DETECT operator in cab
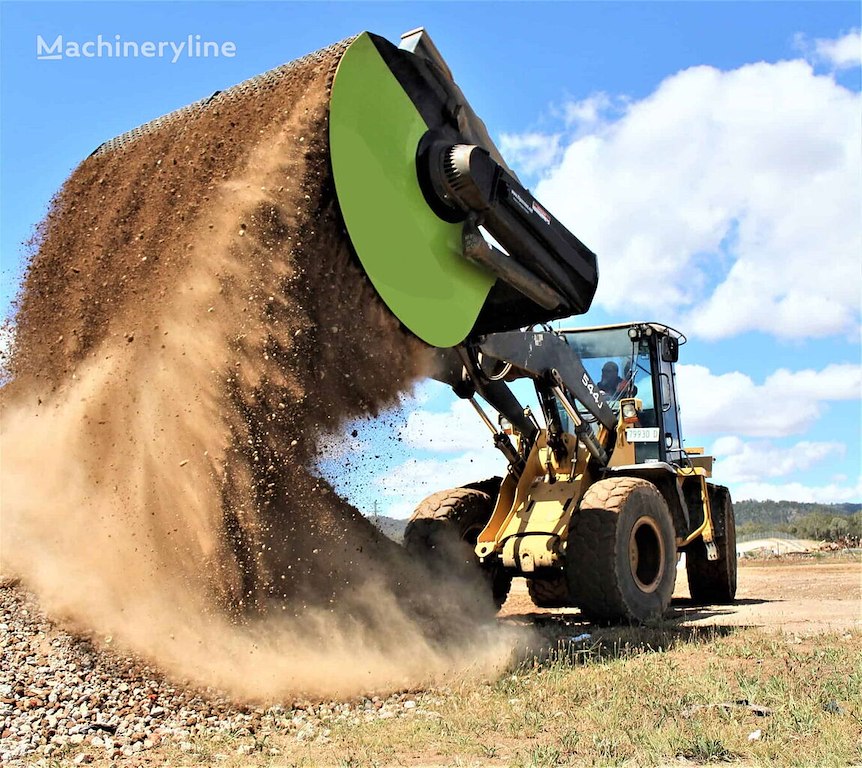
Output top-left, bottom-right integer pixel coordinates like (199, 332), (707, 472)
(599, 360), (638, 399)
(598, 361), (623, 396)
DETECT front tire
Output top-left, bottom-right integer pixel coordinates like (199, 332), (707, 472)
(566, 477), (677, 623)
(404, 487), (512, 609)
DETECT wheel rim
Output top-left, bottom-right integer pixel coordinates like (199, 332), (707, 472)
(629, 516), (665, 593)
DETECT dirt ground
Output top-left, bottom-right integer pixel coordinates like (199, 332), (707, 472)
(500, 555), (862, 635)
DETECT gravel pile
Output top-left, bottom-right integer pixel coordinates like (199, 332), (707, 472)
(0, 581), (425, 765)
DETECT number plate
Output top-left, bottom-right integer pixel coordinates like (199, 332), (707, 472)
(626, 427), (660, 443)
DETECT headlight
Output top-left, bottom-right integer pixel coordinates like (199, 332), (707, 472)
(621, 400), (638, 423)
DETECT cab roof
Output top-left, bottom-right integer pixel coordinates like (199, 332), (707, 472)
(557, 321), (687, 345)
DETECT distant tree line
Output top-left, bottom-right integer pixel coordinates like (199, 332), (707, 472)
(734, 499), (861, 542)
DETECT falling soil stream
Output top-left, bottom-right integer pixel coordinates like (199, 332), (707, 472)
(1, 40), (519, 700)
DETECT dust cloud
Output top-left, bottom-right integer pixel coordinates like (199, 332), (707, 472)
(0, 40), (521, 699)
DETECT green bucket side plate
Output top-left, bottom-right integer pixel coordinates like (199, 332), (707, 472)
(329, 33), (494, 348)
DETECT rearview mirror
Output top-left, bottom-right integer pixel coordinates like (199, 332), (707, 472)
(661, 336), (679, 363)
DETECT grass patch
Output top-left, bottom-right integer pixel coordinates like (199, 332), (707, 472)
(118, 627), (862, 767)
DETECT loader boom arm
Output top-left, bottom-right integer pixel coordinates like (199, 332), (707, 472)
(431, 328), (618, 476)
(478, 331), (616, 431)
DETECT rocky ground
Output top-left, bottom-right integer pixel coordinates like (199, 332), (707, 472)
(0, 580), (425, 766)
(5, 558), (859, 765)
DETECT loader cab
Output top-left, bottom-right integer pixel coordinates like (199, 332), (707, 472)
(558, 322), (687, 466)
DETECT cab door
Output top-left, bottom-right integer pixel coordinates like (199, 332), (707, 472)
(654, 335), (684, 464)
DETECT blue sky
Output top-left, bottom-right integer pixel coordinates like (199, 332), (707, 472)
(1, 2), (860, 516)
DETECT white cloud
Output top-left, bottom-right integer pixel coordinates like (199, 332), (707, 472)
(498, 131), (562, 176)
(815, 29), (862, 69)
(530, 58), (861, 341)
(381, 499), (420, 521)
(676, 362), (862, 437)
(563, 92), (615, 129)
(710, 434), (860, 503)
(559, 92), (633, 137)
(730, 478), (862, 504)
(400, 381), (436, 407)
(819, 29), (862, 69)
(710, 436), (845, 484)
(378, 449), (504, 518)
(400, 398), (495, 453)
(797, 29), (862, 71)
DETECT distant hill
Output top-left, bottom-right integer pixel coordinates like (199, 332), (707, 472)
(735, 499), (860, 525)
(368, 515), (407, 543)
(734, 499), (861, 541)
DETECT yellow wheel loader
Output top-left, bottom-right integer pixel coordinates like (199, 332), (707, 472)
(89, 27), (737, 622)
(405, 322), (737, 622)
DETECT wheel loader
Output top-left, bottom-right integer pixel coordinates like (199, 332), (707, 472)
(405, 321), (738, 622)
(90, 27), (737, 622)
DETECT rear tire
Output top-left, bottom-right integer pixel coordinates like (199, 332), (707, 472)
(686, 486), (737, 604)
(566, 477), (677, 623)
(404, 487), (511, 609)
(527, 574), (570, 608)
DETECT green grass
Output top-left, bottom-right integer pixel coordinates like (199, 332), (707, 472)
(127, 627), (862, 767)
